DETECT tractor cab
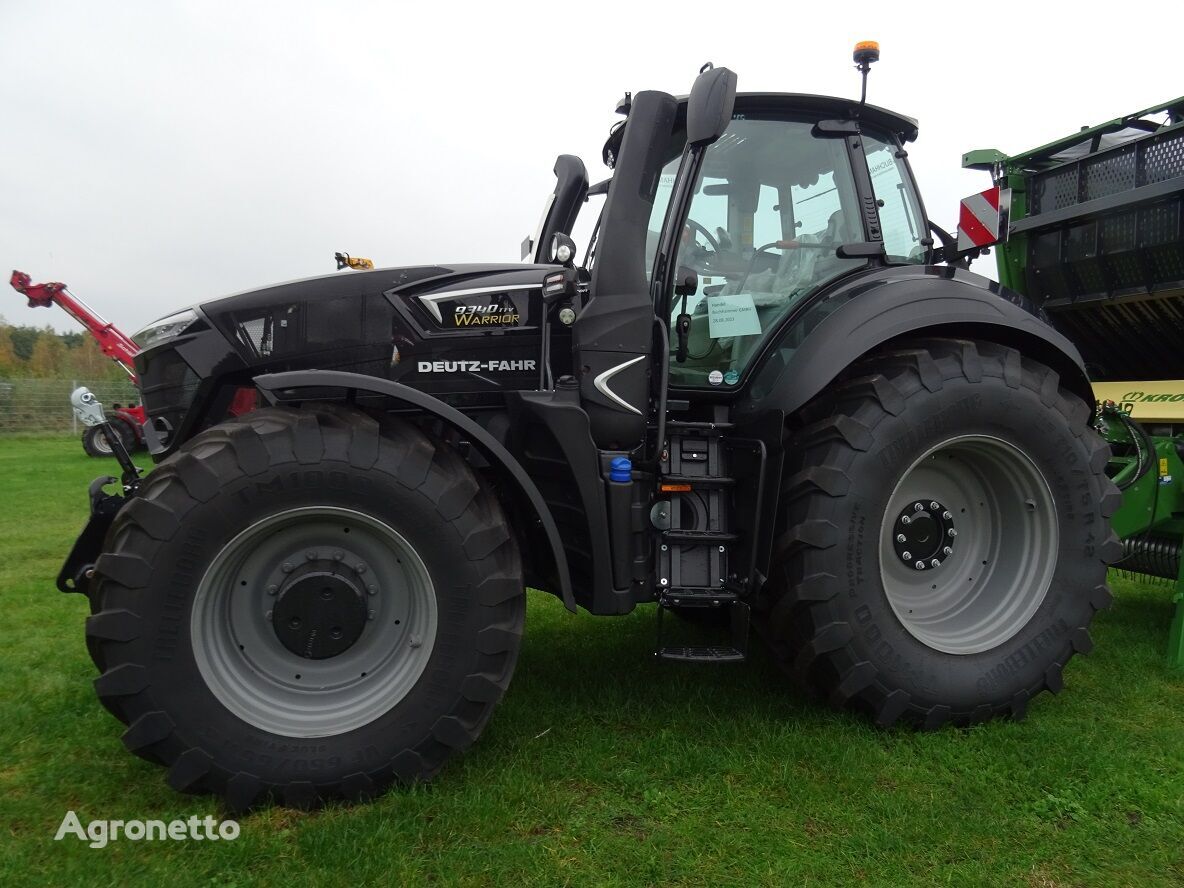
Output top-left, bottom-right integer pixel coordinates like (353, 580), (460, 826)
(556, 72), (934, 460)
(641, 94), (928, 389)
(533, 82), (929, 411)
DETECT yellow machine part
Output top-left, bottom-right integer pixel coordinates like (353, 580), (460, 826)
(1092, 380), (1184, 423)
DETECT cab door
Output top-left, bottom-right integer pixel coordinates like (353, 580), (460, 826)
(654, 114), (876, 390)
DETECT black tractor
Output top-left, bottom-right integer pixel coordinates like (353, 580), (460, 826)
(62, 58), (1118, 810)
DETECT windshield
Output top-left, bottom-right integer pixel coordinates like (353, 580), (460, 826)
(654, 116), (867, 388)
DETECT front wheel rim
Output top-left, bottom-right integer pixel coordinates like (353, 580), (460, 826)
(191, 506), (437, 738)
(92, 430), (114, 454)
(879, 435), (1058, 655)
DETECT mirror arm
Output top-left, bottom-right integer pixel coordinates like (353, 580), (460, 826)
(672, 267), (697, 363)
(674, 299), (691, 363)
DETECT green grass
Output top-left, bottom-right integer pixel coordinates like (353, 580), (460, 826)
(0, 436), (1181, 886)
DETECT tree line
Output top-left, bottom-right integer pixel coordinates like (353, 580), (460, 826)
(0, 319), (128, 381)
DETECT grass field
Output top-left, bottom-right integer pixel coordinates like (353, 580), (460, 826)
(1, 436), (1182, 886)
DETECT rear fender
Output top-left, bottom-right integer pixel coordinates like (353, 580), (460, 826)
(740, 266), (1093, 421)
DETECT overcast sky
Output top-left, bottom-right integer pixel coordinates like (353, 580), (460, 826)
(2, 0), (1179, 334)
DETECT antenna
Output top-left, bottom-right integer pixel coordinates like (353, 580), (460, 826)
(853, 40), (880, 105)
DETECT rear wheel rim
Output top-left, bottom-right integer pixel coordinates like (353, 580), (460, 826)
(879, 435), (1058, 655)
(191, 506), (437, 737)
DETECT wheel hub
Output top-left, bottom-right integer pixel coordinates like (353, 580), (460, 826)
(272, 570), (368, 659)
(192, 506), (438, 738)
(891, 499), (956, 570)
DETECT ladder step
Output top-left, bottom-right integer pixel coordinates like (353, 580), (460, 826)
(663, 420), (736, 431)
(657, 646), (746, 663)
(659, 475), (736, 489)
(661, 529), (739, 545)
(662, 590), (738, 607)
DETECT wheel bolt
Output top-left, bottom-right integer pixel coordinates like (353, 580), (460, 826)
(355, 563), (367, 574)
(367, 584), (377, 596)
(914, 561), (925, 570)
(901, 515), (911, 525)
(930, 501), (940, 510)
(281, 563), (294, 574)
(367, 609), (376, 621)
(942, 511), (952, 520)
(896, 534), (906, 543)
(305, 550), (317, 561)
(943, 546), (953, 556)
(948, 528), (958, 538)
(333, 551), (344, 561)
(901, 551), (912, 560)
(266, 584), (278, 596)
(930, 559), (940, 568)
(265, 609), (273, 621)
(914, 503), (923, 512)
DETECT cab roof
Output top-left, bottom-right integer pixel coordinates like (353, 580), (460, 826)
(602, 90), (919, 171)
(667, 91), (919, 142)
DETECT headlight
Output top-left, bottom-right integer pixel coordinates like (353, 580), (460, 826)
(132, 309), (198, 349)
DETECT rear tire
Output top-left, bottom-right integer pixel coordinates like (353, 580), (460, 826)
(82, 417), (136, 458)
(86, 405), (524, 809)
(760, 339), (1121, 728)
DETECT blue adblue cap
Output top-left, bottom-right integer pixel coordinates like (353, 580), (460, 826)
(609, 456), (632, 483)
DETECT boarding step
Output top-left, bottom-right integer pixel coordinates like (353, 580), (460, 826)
(655, 598), (750, 664)
(660, 588), (738, 608)
(661, 529), (740, 545)
(656, 645), (746, 663)
(659, 474), (736, 489)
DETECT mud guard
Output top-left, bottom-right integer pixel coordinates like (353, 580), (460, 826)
(253, 370), (576, 612)
(739, 266), (1093, 421)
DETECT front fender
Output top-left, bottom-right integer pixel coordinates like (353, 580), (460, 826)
(253, 370), (575, 612)
(739, 265), (1093, 420)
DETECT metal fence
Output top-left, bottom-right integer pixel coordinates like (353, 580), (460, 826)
(0, 377), (140, 435)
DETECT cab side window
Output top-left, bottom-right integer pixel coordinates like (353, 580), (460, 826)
(863, 133), (927, 263)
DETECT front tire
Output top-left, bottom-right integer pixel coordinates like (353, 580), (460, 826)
(761, 339), (1121, 728)
(86, 405), (525, 809)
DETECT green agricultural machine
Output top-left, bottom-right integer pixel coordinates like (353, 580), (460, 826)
(963, 97), (1184, 665)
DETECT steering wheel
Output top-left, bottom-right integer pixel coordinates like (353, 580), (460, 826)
(685, 219), (721, 253)
(736, 240), (835, 292)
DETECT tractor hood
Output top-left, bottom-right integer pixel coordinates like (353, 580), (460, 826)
(195, 261), (557, 368)
(132, 261), (565, 454)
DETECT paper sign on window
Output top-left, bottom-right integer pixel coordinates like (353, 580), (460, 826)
(707, 293), (762, 338)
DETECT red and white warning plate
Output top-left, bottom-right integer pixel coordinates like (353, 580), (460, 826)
(957, 186), (1004, 252)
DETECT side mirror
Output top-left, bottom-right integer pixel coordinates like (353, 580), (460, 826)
(686, 64), (738, 147)
(547, 232), (578, 267)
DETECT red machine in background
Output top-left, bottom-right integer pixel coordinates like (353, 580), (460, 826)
(9, 270), (148, 456)
(10, 270), (256, 456)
